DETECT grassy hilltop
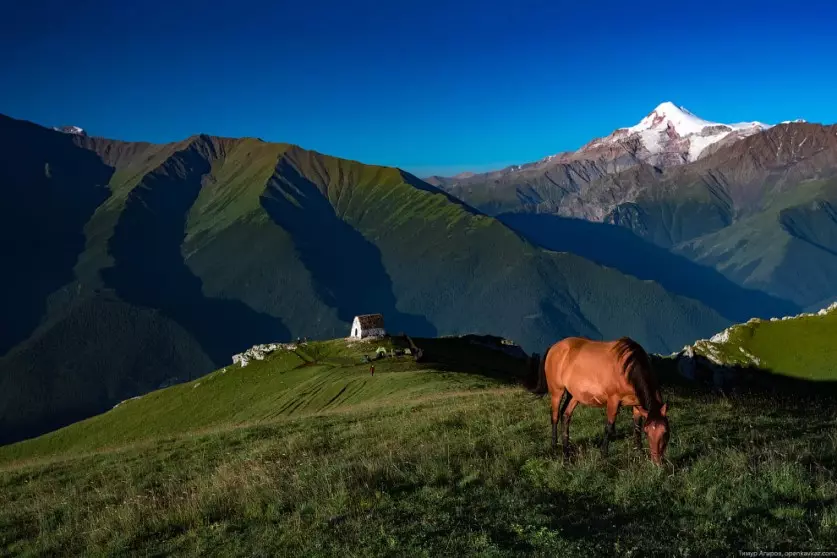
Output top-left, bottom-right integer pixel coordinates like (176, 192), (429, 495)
(1, 334), (835, 556)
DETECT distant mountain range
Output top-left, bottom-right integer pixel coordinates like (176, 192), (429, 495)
(427, 103), (837, 311)
(2, 101), (835, 445)
(0, 112), (743, 444)
(426, 102), (771, 194)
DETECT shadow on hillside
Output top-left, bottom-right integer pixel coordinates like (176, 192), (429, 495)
(499, 212), (800, 323)
(0, 297), (219, 446)
(780, 201), (837, 257)
(260, 159), (436, 337)
(399, 334), (837, 407)
(0, 116), (112, 355)
(388, 334), (534, 385)
(103, 138), (290, 367)
(653, 353), (837, 402)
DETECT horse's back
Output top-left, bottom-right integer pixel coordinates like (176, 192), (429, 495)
(548, 336), (621, 358)
(544, 337), (639, 405)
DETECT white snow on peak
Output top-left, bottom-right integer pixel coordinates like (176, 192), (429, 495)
(626, 102), (715, 136)
(52, 125), (85, 135)
(588, 101), (774, 163)
(625, 102), (769, 136)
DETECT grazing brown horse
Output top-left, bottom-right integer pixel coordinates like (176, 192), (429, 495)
(533, 337), (670, 465)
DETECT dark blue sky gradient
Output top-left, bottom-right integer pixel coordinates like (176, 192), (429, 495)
(2, 0), (836, 175)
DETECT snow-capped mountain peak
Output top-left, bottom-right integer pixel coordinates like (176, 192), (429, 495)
(627, 101), (767, 136)
(626, 102), (715, 136)
(577, 102), (773, 166)
(52, 125), (86, 136)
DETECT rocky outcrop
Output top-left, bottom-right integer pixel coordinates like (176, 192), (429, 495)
(768, 302), (837, 321)
(232, 342), (299, 367)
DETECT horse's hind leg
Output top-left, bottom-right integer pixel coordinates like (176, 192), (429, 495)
(559, 388), (572, 416)
(601, 398), (621, 457)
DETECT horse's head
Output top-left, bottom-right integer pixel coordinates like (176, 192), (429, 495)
(639, 403), (669, 466)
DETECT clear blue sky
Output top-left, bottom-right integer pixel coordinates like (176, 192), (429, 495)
(2, 0), (836, 176)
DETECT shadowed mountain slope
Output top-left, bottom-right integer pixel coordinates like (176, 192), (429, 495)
(0, 115), (112, 354)
(499, 213), (799, 323)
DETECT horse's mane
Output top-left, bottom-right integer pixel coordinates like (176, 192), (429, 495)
(613, 337), (659, 414)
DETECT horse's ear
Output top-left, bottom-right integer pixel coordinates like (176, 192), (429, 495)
(637, 407), (649, 419)
(660, 403), (668, 417)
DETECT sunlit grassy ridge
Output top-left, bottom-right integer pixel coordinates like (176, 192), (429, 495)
(687, 304), (837, 380)
(186, 138), (290, 243)
(0, 336), (835, 556)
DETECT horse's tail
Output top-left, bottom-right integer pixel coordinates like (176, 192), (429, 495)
(528, 345), (550, 396)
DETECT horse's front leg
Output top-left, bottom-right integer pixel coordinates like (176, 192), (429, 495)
(601, 398), (620, 457)
(550, 390), (563, 451)
(632, 406), (644, 449)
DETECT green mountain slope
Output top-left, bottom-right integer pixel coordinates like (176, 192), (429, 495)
(675, 178), (837, 307)
(0, 114), (728, 444)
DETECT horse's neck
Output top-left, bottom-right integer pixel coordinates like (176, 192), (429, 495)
(628, 365), (659, 412)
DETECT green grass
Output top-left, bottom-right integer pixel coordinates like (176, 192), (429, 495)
(1, 339), (836, 556)
(689, 306), (837, 380)
(1, 386), (835, 556)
